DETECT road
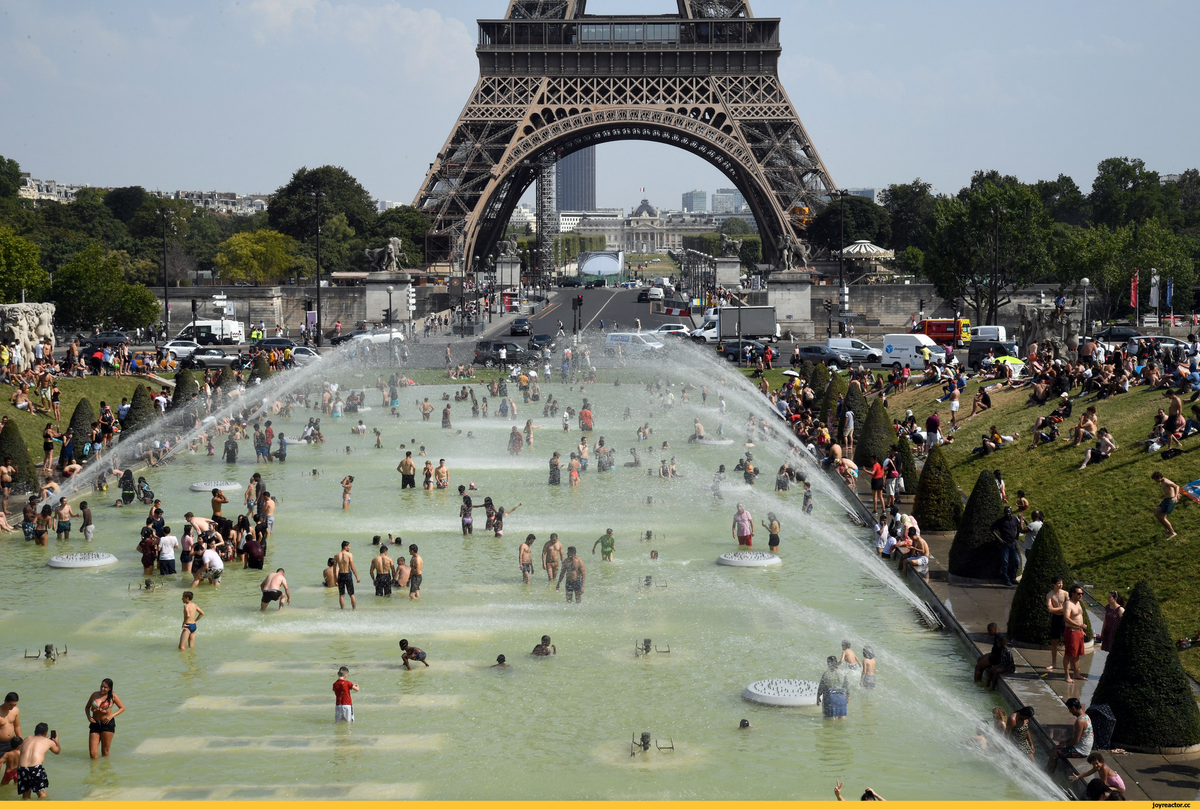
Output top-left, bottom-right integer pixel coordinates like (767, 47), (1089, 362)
(495, 286), (697, 340)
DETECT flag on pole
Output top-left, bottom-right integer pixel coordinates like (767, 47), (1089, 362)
(1130, 269), (1139, 307)
(1167, 277), (1174, 307)
(1149, 270), (1160, 308)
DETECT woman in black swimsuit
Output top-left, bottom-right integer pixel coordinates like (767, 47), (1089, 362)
(85, 677), (125, 758)
(41, 423), (58, 476)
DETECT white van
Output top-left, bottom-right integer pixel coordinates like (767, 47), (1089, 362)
(879, 333), (940, 370)
(605, 333), (665, 355)
(647, 287), (665, 301)
(691, 320), (720, 343)
(969, 325), (1007, 342)
(702, 307), (722, 324)
(175, 319), (246, 346)
(827, 338), (882, 364)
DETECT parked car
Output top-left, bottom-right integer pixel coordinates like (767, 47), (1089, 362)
(290, 346), (322, 365)
(159, 339), (200, 360)
(720, 339), (767, 362)
(253, 337), (297, 351)
(796, 344), (852, 366)
(527, 334), (555, 353)
(83, 331), (132, 348)
(329, 330), (369, 346)
(348, 327), (406, 347)
(637, 290), (650, 303)
(474, 340), (532, 368)
(560, 278), (583, 288)
(967, 340), (1020, 371)
(510, 318), (532, 336)
(180, 348), (246, 370)
(1093, 325), (1141, 343)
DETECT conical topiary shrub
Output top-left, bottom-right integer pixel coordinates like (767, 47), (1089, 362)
(854, 398), (893, 468)
(0, 419), (39, 494)
(808, 362), (829, 394)
(800, 359), (815, 381)
(911, 444), (962, 530)
(1007, 521), (1091, 643)
(819, 371), (848, 423)
(172, 369), (199, 408)
(896, 434), (920, 495)
(121, 384), (157, 435)
(250, 354), (272, 382)
(214, 366), (233, 390)
(63, 397), (95, 468)
(947, 470), (1005, 579)
(1092, 581), (1200, 750)
(841, 384), (868, 443)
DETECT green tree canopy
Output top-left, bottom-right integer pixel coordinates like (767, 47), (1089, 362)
(853, 398), (893, 469)
(720, 217), (753, 235)
(121, 385), (158, 435)
(0, 155), (21, 199)
(268, 165), (377, 244)
(911, 444), (962, 531)
(51, 244), (131, 329)
(1034, 174), (1090, 228)
(881, 179), (936, 252)
(0, 225), (50, 303)
(103, 186), (151, 225)
(947, 470), (1006, 579)
(214, 229), (296, 283)
(738, 235), (762, 267)
(809, 194), (892, 253)
(1089, 157), (1169, 231)
(371, 205), (429, 268)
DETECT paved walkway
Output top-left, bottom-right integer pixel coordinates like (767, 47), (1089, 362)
(843, 478), (1200, 800)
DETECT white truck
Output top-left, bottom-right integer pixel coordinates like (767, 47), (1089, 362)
(716, 305), (779, 343)
(175, 319), (246, 346)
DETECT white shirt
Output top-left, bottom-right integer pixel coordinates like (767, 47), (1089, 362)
(1023, 519), (1043, 550)
(202, 548), (224, 571)
(844, 411), (855, 433)
(158, 534), (179, 560)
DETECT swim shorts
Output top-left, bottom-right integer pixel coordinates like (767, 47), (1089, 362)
(56, 521), (71, 533)
(83, 525), (95, 542)
(565, 579), (581, 593)
(261, 589), (282, 604)
(1160, 497), (1177, 515)
(409, 573), (422, 594)
(337, 573), (355, 596)
(521, 563), (533, 574)
(374, 575), (392, 597)
(89, 719), (116, 734)
(1049, 614), (1065, 639)
(17, 765), (48, 795)
(204, 568), (223, 582)
(1064, 629), (1086, 658)
(737, 534), (752, 547)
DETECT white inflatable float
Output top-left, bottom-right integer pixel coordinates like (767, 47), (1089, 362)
(717, 551), (782, 567)
(742, 679), (819, 707)
(47, 552), (119, 569)
(692, 438), (734, 446)
(190, 481), (242, 493)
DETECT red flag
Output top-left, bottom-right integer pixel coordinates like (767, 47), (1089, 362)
(1130, 268), (1139, 307)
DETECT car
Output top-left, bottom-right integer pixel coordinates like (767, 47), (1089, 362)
(826, 338), (882, 364)
(1093, 325), (1141, 343)
(329, 330), (369, 346)
(290, 346), (322, 365)
(560, 278), (583, 288)
(83, 331), (132, 348)
(795, 344), (852, 366)
(474, 340), (532, 368)
(651, 323), (691, 337)
(586, 279), (607, 289)
(647, 287), (665, 301)
(180, 347), (246, 370)
(161, 339), (200, 360)
(348, 327), (407, 347)
(720, 339), (766, 362)
(637, 291), (650, 303)
(1128, 335), (1190, 360)
(253, 337), (297, 351)
(510, 318), (532, 336)
(967, 340), (1020, 371)
(527, 334), (555, 352)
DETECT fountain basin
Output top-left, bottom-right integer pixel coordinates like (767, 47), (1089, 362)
(742, 679), (819, 706)
(717, 551), (781, 567)
(47, 552), (119, 569)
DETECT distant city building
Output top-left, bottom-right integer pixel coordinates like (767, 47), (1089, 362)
(847, 187), (884, 205)
(556, 147), (596, 212)
(574, 199), (717, 254)
(17, 172), (268, 214)
(681, 189), (706, 212)
(558, 208), (622, 234)
(711, 187), (747, 214)
(1162, 174), (1182, 185)
(18, 174), (87, 203)
(712, 212), (759, 233)
(377, 200), (405, 212)
(509, 203), (537, 233)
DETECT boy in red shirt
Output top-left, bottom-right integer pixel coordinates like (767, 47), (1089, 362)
(332, 666), (358, 724)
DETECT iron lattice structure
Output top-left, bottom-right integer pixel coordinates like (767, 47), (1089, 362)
(415, 0), (836, 272)
(535, 152), (556, 282)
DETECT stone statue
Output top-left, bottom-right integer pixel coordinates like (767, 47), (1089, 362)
(720, 233), (742, 258)
(364, 236), (404, 272)
(796, 240), (812, 268)
(496, 239), (518, 259)
(1016, 303), (1078, 360)
(0, 302), (56, 367)
(774, 238), (794, 271)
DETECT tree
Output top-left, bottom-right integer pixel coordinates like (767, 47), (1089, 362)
(371, 205), (429, 268)
(64, 398), (96, 468)
(881, 179), (936, 252)
(895, 434), (919, 495)
(268, 165), (377, 244)
(0, 155), (21, 199)
(947, 470), (1005, 579)
(0, 419), (38, 494)
(808, 362), (830, 395)
(1091, 581), (1200, 749)
(1089, 157), (1167, 231)
(214, 230), (296, 284)
(720, 217), (752, 236)
(316, 212), (359, 272)
(103, 186), (150, 225)
(738, 235), (762, 267)
(250, 354), (272, 382)
(50, 245), (128, 329)
(853, 398), (893, 469)
(911, 444), (962, 530)
(0, 226), (50, 303)
(1007, 522), (1091, 644)
(895, 245), (924, 275)
(925, 179), (1053, 325)
(1034, 174), (1090, 228)
(172, 369), (200, 409)
(115, 284), (164, 331)
(121, 385), (157, 435)
(809, 194), (892, 252)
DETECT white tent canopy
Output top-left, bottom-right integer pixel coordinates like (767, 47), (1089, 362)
(576, 250), (625, 276)
(838, 240), (894, 260)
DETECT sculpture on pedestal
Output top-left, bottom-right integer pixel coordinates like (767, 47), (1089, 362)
(0, 303), (56, 363)
(365, 237), (404, 272)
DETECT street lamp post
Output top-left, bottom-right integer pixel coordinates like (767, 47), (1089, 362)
(158, 206), (173, 343)
(309, 190), (326, 346)
(387, 285), (395, 364)
(990, 205), (1005, 326)
(830, 189), (851, 332)
(1081, 277), (1090, 338)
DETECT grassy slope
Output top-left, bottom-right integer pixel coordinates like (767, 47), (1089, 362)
(1, 376), (151, 464)
(766, 366), (1200, 679)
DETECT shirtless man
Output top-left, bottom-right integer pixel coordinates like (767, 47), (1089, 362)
(0, 693), (20, 756)
(179, 591), (203, 650)
(839, 641), (859, 668)
(518, 534), (536, 584)
(210, 488), (228, 520)
(260, 568), (290, 611)
(556, 546), (585, 603)
(1046, 576), (1068, 672)
(16, 723), (60, 799)
(541, 533), (564, 582)
(1062, 586), (1087, 684)
(948, 386), (961, 428)
(397, 452), (417, 490)
(184, 511), (216, 536)
(322, 557), (337, 588)
(419, 398), (433, 421)
(408, 544), (423, 600)
(434, 460), (449, 490)
(1152, 471), (1180, 538)
(0, 458), (15, 515)
(334, 541), (360, 609)
(370, 546), (395, 597)
(79, 502), (94, 543)
(262, 494), (276, 536)
(399, 639), (429, 669)
(53, 498), (73, 541)
(531, 635), (556, 656)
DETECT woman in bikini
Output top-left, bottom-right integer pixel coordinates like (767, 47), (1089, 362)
(84, 678), (125, 758)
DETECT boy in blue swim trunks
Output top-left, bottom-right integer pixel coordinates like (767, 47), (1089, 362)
(178, 591), (203, 651)
(399, 639), (429, 670)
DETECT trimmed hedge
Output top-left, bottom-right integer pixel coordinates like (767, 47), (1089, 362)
(841, 385), (868, 443)
(911, 444), (962, 530)
(896, 434), (920, 495)
(250, 354), (272, 382)
(121, 385), (157, 436)
(1007, 521), (1091, 643)
(808, 363), (830, 398)
(64, 397), (95, 468)
(854, 398), (893, 469)
(800, 359), (815, 380)
(947, 470), (1005, 578)
(172, 369), (199, 408)
(819, 371), (848, 423)
(1092, 581), (1200, 749)
(0, 419), (39, 494)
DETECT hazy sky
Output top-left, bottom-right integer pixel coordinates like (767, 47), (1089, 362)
(2, 0), (1196, 213)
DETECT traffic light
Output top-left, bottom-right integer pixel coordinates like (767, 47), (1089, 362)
(573, 295), (583, 309)
(382, 308), (391, 324)
(305, 298), (314, 312)
(406, 286), (417, 312)
(823, 299), (832, 313)
(191, 299), (198, 315)
(839, 285), (850, 312)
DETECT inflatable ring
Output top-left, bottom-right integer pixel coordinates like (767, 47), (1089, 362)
(717, 551), (782, 567)
(742, 679), (819, 706)
(47, 552), (119, 569)
(190, 481), (242, 493)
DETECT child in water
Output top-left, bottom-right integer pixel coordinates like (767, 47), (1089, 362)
(803, 481), (813, 515)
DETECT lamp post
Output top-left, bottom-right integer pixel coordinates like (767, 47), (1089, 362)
(1081, 277), (1090, 337)
(990, 205), (1005, 326)
(830, 189), (851, 332)
(157, 206), (175, 344)
(387, 285), (395, 363)
(309, 190), (326, 346)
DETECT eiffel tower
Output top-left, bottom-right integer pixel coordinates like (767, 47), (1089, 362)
(414, 0), (837, 273)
